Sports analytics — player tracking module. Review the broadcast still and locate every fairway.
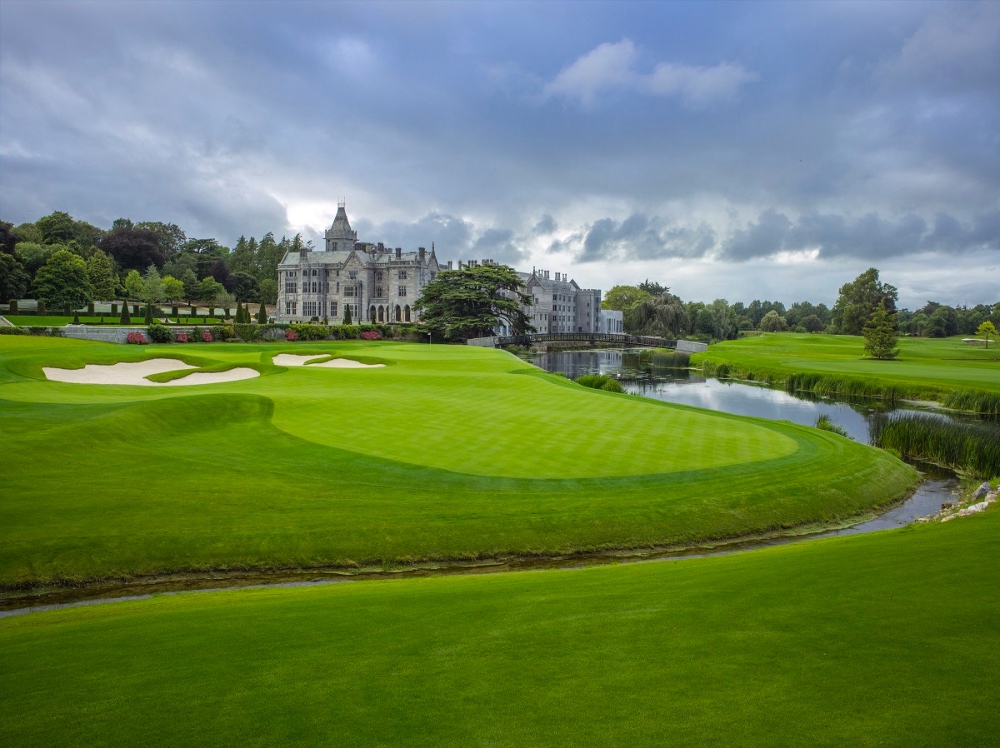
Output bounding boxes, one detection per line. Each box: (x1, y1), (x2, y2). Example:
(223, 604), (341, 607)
(0, 336), (917, 587)
(2, 503), (997, 746)
(693, 333), (1000, 396)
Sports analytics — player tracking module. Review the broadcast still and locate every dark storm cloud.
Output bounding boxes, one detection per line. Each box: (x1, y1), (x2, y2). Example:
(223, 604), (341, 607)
(1, 1), (997, 305)
(721, 209), (999, 261)
(556, 214), (716, 263)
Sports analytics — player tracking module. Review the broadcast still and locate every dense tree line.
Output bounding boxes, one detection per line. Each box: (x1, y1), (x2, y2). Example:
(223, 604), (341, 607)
(603, 268), (999, 342)
(0, 211), (307, 310)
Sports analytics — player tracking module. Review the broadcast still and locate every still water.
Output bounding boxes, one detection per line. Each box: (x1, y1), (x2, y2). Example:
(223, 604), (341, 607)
(527, 348), (975, 443)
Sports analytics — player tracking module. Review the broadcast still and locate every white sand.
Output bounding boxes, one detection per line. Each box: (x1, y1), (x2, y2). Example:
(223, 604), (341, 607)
(43, 358), (259, 386)
(272, 353), (384, 368)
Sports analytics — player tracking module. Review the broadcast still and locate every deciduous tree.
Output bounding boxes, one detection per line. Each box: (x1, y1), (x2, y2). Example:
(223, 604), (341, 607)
(832, 268), (898, 336)
(0, 253), (30, 300)
(863, 301), (899, 359)
(86, 250), (118, 300)
(31, 249), (91, 309)
(977, 320), (997, 349)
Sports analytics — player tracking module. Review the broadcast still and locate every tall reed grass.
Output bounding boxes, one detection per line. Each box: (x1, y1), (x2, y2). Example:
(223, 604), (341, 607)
(574, 373), (624, 393)
(941, 389), (1000, 416)
(871, 414), (1000, 478)
(650, 351), (691, 368)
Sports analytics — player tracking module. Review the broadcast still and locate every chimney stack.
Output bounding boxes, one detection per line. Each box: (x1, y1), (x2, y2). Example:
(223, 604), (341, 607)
(396, 247), (401, 259)
(419, 247), (426, 261)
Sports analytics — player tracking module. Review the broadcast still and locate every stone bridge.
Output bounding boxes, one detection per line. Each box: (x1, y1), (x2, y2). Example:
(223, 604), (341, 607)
(467, 332), (707, 352)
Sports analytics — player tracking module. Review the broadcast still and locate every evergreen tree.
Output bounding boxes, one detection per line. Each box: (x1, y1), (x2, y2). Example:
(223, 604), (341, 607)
(863, 302), (899, 359)
(144, 304), (154, 324)
(344, 305), (352, 325)
(120, 301), (131, 324)
(256, 301), (268, 324)
(86, 250), (118, 300)
(235, 301), (244, 323)
(413, 264), (534, 341)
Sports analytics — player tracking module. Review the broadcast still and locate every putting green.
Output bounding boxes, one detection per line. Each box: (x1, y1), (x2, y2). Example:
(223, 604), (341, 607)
(0, 336), (918, 585)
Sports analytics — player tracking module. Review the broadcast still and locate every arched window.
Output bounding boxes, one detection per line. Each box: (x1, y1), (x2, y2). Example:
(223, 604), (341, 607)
(377, 305), (384, 322)
(394, 305), (401, 322)
(404, 305), (411, 322)
(369, 305), (376, 321)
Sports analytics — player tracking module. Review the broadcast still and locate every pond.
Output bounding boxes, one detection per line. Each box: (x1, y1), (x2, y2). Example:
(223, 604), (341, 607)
(526, 348), (987, 443)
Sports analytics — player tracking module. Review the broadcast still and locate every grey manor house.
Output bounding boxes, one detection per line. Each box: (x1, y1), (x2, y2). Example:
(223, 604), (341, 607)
(275, 204), (623, 334)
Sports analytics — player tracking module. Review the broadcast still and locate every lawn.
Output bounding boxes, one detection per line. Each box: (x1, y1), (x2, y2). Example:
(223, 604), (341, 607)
(2, 503), (996, 746)
(0, 336), (917, 587)
(693, 333), (1000, 399)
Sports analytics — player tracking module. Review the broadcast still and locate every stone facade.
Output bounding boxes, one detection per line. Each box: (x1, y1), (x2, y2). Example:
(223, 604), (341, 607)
(276, 203), (441, 324)
(514, 269), (601, 335)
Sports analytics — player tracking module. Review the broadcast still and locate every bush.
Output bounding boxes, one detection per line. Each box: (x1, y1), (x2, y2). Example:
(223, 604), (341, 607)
(233, 323), (264, 342)
(0, 326), (29, 335)
(176, 332), (189, 343)
(210, 325), (234, 342)
(9, 300), (17, 314)
(285, 329), (299, 341)
(360, 330), (382, 340)
(288, 323), (331, 341)
(202, 330), (213, 343)
(126, 331), (147, 345)
(600, 379), (624, 393)
(120, 302), (131, 325)
(147, 323), (172, 343)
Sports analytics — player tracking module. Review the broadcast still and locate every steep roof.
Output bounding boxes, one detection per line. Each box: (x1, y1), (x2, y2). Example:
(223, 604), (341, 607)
(326, 205), (358, 242)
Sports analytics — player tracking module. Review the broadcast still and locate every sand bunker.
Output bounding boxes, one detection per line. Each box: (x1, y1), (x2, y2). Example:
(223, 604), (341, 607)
(272, 354), (384, 369)
(43, 358), (259, 386)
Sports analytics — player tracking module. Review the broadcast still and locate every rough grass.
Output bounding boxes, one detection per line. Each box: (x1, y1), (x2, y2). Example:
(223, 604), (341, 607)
(694, 334), (1000, 413)
(2, 507), (997, 746)
(0, 336), (917, 587)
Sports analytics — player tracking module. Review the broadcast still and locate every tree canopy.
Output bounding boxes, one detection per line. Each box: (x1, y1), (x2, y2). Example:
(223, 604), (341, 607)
(414, 264), (534, 340)
(833, 268), (898, 336)
(31, 250), (91, 308)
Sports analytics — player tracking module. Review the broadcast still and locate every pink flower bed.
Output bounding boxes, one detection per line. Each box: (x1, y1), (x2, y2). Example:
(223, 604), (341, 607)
(126, 331), (147, 345)
(176, 332), (189, 343)
(285, 329), (299, 341)
(360, 331), (382, 340)
(202, 330), (213, 342)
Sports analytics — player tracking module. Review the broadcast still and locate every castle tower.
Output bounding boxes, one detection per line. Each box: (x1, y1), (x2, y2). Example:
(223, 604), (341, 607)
(325, 200), (358, 252)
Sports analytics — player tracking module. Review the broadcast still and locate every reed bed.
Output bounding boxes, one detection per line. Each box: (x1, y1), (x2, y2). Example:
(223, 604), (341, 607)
(574, 373), (624, 393)
(871, 414), (1000, 478)
(815, 414), (850, 439)
(650, 351), (691, 369)
(941, 389), (1000, 416)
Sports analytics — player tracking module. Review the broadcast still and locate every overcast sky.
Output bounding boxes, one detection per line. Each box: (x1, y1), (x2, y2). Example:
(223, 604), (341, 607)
(1, 0), (997, 308)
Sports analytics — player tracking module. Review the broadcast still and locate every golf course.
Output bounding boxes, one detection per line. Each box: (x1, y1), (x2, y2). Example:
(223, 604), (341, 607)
(2, 494), (997, 746)
(692, 334), (1000, 410)
(0, 335), (918, 588)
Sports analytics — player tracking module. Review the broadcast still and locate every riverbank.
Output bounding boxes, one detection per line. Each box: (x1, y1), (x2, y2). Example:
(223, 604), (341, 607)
(691, 333), (1000, 413)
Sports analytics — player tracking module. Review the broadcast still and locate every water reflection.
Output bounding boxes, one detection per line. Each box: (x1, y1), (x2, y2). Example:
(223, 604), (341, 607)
(525, 347), (980, 444)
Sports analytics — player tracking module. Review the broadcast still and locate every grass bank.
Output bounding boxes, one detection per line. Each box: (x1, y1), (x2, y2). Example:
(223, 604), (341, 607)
(693, 333), (1000, 413)
(0, 336), (918, 588)
(2, 504), (997, 746)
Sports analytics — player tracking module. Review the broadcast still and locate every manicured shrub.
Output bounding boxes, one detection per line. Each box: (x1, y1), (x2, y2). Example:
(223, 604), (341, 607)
(144, 304), (154, 324)
(176, 332), (189, 343)
(360, 330), (382, 340)
(147, 323), (172, 343)
(0, 326), (29, 335)
(256, 302), (268, 324)
(111, 303), (117, 316)
(202, 330), (212, 343)
(288, 323), (331, 341)
(285, 329), (299, 341)
(120, 303), (131, 324)
(210, 325), (234, 342)
(126, 331), (147, 345)
(234, 323), (263, 342)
